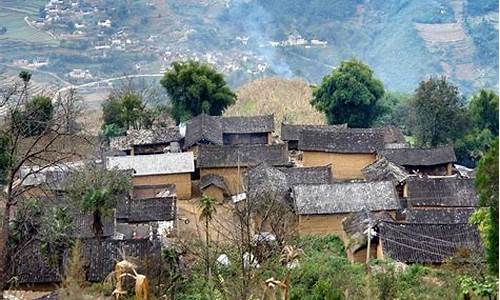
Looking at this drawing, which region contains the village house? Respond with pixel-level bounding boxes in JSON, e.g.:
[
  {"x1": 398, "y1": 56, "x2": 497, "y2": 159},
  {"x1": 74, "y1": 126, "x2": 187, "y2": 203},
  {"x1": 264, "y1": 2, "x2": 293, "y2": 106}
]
[
  {"x1": 183, "y1": 114, "x2": 274, "y2": 155},
  {"x1": 280, "y1": 123, "x2": 347, "y2": 150},
  {"x1": 246, "y1": 162, "x2": 332, "y2": 204},
  {"x1": 199, "y1": 174, "x2": 229, "y2": 203},
  {"x1": 106, "y1": 152, "x2": 194, "y2": 200},
  {"x1": 342, "y1": 210, "x2": 394, "y2": 263},
  {"x1": 298, "y1": 128, "x2": 386, "y2": 180},
  {"x1": 115, "y1": 184, "x2": 176, "y2": 240},
  {"x1": 378, "y1": 146, "x2": 457, "y2": 176},
  {"x1": 377, "y1": 221, "x2": 482, "y2": 264},
  {"x1": 109, "y1": 127, "x2": 182, "y2": 155},
  {"x1": 197, "y1": 143, "x2": 289, "y2": 195},
  {"x1": 292, "y1": 181, "x2": 400, "y2": 239}
]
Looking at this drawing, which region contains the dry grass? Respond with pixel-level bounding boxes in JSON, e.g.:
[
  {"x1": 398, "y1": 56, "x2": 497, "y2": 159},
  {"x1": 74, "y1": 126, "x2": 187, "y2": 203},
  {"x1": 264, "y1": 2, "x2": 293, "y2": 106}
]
[{"x1": 224, "y1": 77, "x2": 326, "y2": 135}]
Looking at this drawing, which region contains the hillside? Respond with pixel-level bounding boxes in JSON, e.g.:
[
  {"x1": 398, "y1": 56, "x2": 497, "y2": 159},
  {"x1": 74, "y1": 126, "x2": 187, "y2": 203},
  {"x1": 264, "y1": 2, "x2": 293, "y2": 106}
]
[
  {"x1": 224, "y1": 77, "x2": 326, "y2": 133},
  {"x1": 0, "y1": 0, "x2": 497, "y2": 97}
]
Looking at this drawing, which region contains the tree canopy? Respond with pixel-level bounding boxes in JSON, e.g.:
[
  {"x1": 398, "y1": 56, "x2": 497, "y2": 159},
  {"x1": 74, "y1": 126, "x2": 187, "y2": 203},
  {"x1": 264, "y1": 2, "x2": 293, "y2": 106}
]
[
  {"x1": 469, "y1": 89, "x2": 498, "y2": 135},
  {"x1": 12, "y1": 95, "x2": 54, "y2": 137},
  {"x1": 64, "y1": 163, "x2": 132, "y2": 238},
  {"x1": 311, "y1": 59, "x2": 385, "y2": 128},
  {"x1": 407, "y1": 76, "x2": 468, "y2": 147},
  {"x1": 160, "y1": 61, "x2": 236, "y2": 124},
  {"x1": 475, "y1": 139, "x2": 499, "y2": 275}
]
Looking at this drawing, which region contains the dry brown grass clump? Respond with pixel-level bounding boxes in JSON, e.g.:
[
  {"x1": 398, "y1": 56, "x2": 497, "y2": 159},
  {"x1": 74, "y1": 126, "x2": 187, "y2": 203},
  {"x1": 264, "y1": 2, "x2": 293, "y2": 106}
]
[{"x1": 225, "y1": 77, "x2": 326, "y2": 135}]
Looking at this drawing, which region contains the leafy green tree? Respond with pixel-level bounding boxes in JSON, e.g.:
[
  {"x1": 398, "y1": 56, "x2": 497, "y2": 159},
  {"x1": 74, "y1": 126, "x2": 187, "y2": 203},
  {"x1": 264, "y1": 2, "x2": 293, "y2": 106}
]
[
  {"x1": 475, "y1": 138, "x2": 499, "y2": 275},
  {"x1": 101, "y1": 91, "x2": 152, "y2": 136},
  {"x1": 64, "y1": 162, "x2": 132, "y2": 239},
  {"x1": 455, "y1": 90, "x2": 498, "y2": 167},
  {"x1": 375, "y1": 91, "x2": 412, "y2": 133},
  {"x1": 12, "y1": 96, "x2": 54, "y2": 137},
  {"x1": 160, "y1": 61, "x2": 236, "y2": 123},
  {"x1": 407, "y1": 76, "x2": 468, "y2": 147},
  {"x1": 469, "y1": 89, "x2": 499, "y2": 135},
  {"x1": 311, "y1": 59, "x2": 385, "y2": 127}
]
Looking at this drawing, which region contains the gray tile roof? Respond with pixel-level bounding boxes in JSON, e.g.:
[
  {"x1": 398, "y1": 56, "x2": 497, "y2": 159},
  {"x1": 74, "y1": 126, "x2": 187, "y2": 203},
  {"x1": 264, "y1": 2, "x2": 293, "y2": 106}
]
[
  {"x1": 277, "y1": 165, "x2": 332, "y2": 186},
  {"x1": 405, "y1": 208, "x2": 475, "y2": 224},
  {"x1": 406, "y1": 176, "x2": 479, "y2": 207},
  {"x1": 293, "y1": 181, "x2": 400, "y2": 215},
  {"x1": 379, "y1": 146, "x2": 457, "y2": 166},
  {"x1": 362, "y1": 158, "x2": 409, "y2": 183},
  {"x1": 110, "y1": 127, "x2": 182, "y2": 151},
  {"x1": 280, "y1": 123, "x2": 347, "y2": 141},
  {"x1": 246, "y1": 163, "x2": 331, "y2": 203},
  {"x1": 221, "y1": 115, "x2": 274, "y2": 134},
  {"x1": 197, "y1": 144, "x2": 289, "y2": 168},
  {"x1": 107, "y1": 152, "x2": 194, "y2": 175},
  {"x1": 184, "y1": 114, "x2": 223, "y2": 149},
  {"x1": 200, "y1": 174, "x2": 228, "y2": 191},
  {"x1": 298, "y1": 128, "x2": 386, "y2": 153},
  {"x1": 183, "y1": 114, "x2": 274, "y2": 149},
  {"x1": 379, "y1": 221, "x2": 482, "y2": 263}
]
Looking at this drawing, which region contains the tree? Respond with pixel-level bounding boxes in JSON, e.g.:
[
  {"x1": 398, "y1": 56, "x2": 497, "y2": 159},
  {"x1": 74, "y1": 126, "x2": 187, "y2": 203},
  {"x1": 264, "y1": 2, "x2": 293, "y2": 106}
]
[
  {"x1": 469, "y1": 89, "x2": 498, "y2": 135},
  {"x1": 311, "y1": 59, "x2": 385, "y2": 127},
  {"x1": 102, "y1": 90, "x2": 150, "y2": 135},
  {"x1": 12, "y1": 95, "x2": 54, "y2": 137},
  {"x1": 407, "y1": 76, "x2": 468, "y2": 147},
  {"x1": 454, "y1": 90, "x2": 498, "y2": 167},
  {"x1": 0, "y1": 72, "x2": 86, "y2": 299},
  {"x1": 160, "y1": 61, "x2": 236, "y2": 123},
  {"x1": 64, "y1": 162, "x2": 132, "y2": 239},
  {"x1": 475, "y1": 138, "x2": 499, "y2": 275},
  {"x1": 198, "y1": 195, "x2": 217, "y2": 285}
]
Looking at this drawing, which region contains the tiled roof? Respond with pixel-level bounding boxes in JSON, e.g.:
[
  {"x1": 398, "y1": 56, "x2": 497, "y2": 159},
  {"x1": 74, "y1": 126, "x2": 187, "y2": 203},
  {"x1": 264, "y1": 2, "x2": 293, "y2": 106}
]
[
  {"x1": 362, "y1": 158, "x2": 409, "y2": 183},
  {"x1": 280, "y1": 124, "x2": 347, "y2": 141},
  {"x1": 298, "y1": 128, "x2": 385, "y2": 153},
  {"x1": 107, "y1": 152, "x2": 194, "y2": 175},
  {"x1": 379, "y1": 146, "x2": 457, "y2": 166},
  {"x1": 379, "y1": 221, "x2": 482, "y2": 263},
  {"x1": 197, "y1": 144, "x2": 289, "y2": 168},
  {"x1": 110, "y1": 127, "x2": 182, "y2": 151},
  {"x1": 292, "y1": 181, "x2": 399, "y2": 215},
  {"x1": 200, "y1": 174, "x2": 228, "y2": 191},
  {"x1": 183, "y1": 114, "x2": 274, "y2": 149},
  {"x1": 405, "y1": 208, "x2": 475, "y2": 224},
  {"x1": 406, "y1": 176, "x2": 478, "y2": 207},
  {"x1": 221, "y1": 115, "x2": 274, "y2": 134}
]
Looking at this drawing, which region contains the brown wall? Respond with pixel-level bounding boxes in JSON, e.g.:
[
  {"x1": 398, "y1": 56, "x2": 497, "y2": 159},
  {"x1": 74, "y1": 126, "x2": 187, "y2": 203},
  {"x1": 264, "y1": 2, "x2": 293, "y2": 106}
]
[
  {"x1": 200, "y1": 167, "x2": 247, "y2": 195},
  {"x1": 302, "y1": 151, "x2": 376, "y2": 180},
  {"x1": 133, "y1": 173, "x2": 192, "y2": 200},
  {"x1": 202, "y1": 185, "x2": 225, "y2": 203},
  {"x1": 176, "y1": 198, "x2": 239, "y2": 243},
  {"x1": 298, "y1": 214, "x2": 349, "y2": 239}
]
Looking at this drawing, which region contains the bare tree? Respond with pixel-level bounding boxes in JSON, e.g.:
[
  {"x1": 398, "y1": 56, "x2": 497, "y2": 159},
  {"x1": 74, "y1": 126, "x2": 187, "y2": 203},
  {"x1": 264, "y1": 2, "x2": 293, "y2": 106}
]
[{"x1": 0, "y1": 73, "x2": 89, "y2": 299}]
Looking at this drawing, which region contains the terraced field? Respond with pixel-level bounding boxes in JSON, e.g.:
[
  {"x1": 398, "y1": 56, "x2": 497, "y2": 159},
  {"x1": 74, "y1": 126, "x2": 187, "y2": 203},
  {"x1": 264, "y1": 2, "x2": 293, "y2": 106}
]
[{"x1": 0, "y1": 0, "x2": 56, "y2": 44}]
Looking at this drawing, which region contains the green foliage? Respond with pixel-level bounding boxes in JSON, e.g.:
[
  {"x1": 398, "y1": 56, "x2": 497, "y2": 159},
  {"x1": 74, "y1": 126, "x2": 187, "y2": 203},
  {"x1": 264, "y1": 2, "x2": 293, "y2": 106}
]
[
  {"x1": 475, "y1": 138, "x2": 499, "y2": 275},
  {"x1": 9, "y1": 198, "x2": 44, "y2": 246},
  {"x1": 198, "y1": 195, "x2": 217, "y2": 222},
  {"x1": 458, "y1": 275, "x2": 498, "y2": 298},
  {"x1": 12, "y1": 95, "x2": 54, "y2": 137},
  {"x1": 454, "y1": 90, "x2": 498, "y2": 167},
  {"x1": 101, "y1": 90, "x2": 153, "y2": 136},
  {"x1": 407, "y1": 76, "x2": 468, "y2": 147},
  {"x1": 64, "y1": 162, "x2": 132, "y2": 237},
  {"x1": 375, "y1": 91, "x2": 412, "y2": 133},
  {"x1": 160, "y1": 60, "x2": 236, "y2": 124},
  {"x1": 469, "y1": 90, "x2": 499, "y2": 135},
  {"x1": 311, "y1": 59, "x2": 385, "y2": 128},
  {"x1": 469, "y1": 208, "x2": 492, "y2": 249}
]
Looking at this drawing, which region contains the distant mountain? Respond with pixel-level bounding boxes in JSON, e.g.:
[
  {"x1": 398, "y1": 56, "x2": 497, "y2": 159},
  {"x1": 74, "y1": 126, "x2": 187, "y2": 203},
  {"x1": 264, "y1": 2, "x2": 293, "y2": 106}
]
[{"x1": 0, "y1": 0, "x2": 497, "y2": 96}]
